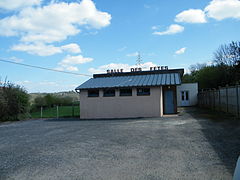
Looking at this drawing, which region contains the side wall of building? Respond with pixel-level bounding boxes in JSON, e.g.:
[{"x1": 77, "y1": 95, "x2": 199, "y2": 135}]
[
  {"x1": 177, "y1": 83, "x2": 198, "y2": 106},
  {"x1": 79, "y1": 87, "x2": 163, "y2": 119}
]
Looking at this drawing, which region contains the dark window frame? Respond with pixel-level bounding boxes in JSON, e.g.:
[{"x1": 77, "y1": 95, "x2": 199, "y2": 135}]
[
  {"x1": 181, "y1": 91, "x2": 185, "y2": 100},
  {"x1": 88, "y1": 89, "x2": 99, "y2": 97},
  {"x1": 137, "y1": 88, "x2": 151, "y2": 96},
  {"x1": 186, "y1": 91, "x2": 189, "y2": 100},
  {"x1": 103, "y1": 88, "x2": 115, "y2": 97},
  {"x1": 181, "y1": 90, "x2": 189, "y2": 101},
  {"x1": 119, "y1": 88, "x2": 132, "y2": 96}
]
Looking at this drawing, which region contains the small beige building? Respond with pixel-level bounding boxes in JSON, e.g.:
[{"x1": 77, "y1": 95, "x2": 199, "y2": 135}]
[{"x1": 76, "y1": 68, "x2": 197, "y2": 119}]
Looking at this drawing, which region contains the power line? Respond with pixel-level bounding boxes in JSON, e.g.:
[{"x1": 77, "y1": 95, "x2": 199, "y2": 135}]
[{"x1": 0, "y1": 58, "x2": 92, "y2": 77}]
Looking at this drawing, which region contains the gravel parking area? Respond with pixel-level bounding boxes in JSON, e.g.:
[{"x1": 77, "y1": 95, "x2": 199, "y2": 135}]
[{"x1": 0, "y1": 107, "x2": 240, "y2": 180}]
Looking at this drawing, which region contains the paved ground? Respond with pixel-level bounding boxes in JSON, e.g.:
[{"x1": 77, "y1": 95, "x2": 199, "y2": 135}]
[{"x1": 0, "y1": 107, "x2": 240, "y2": 180}]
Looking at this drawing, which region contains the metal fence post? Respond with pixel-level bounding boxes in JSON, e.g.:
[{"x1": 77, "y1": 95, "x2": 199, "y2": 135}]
[
  {"x1": 226, "y1": 85, "x2": 229, "y2": 113},
  {"x1": 207, "y1": 91, "x2": 209, "y2": 107},
  {"x1": 211, "y1": 90, "x2": 213, "y2": 109},
  {"x1": 213, "y1": 89, "x2": 215, "y2": 110},
  {"x1": 72, "y1": 103, "x2": 74, "y2": 117},
  {"x1": 57, "y1": 105, "x2": 59, "y2": 118},
  {"x1": 205, "y1": 90, "x2": 207, "y2": 107},
  {"x1": 219, "y1": 86, "x2": 221, "y2": 111},
  {"x1": 41, "y1": 106, "x2": 43, "y2": 118},
  {"x1": 209, "y1": 90, "x2": 211, "y2": 108},
  {"x1": 236, "y1": 85, "x2": 239, "y2": 118}
]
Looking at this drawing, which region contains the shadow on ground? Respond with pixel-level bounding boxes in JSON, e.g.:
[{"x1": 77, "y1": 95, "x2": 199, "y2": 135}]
[{"x1": 186, "y1": 107, "x2": 240, "y2": 174}]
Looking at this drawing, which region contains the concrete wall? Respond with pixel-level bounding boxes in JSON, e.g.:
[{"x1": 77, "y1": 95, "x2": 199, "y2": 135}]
[
  {"x1": 177, "y1": 83, "x2": 198, "y2": 106},
  {"x1": 79, "y1": 87, "x2": 163, "y2": 119},
  {"x1": 198, "y1": 85, "x2": 240, "y2": 117}
]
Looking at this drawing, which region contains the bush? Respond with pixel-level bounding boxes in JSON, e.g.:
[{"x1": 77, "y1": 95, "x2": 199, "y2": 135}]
[{"x1": 0, "y1": 81, "x2": 30, "y2": 121}]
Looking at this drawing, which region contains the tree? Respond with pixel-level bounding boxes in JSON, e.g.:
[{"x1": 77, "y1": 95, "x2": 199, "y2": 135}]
[
  {"x1": 32, "y1": 94, "x2": 74, "y2": 108},
  {"x1": 182, "y1": 74, "x2": 195, "y2": 83},
  {"x1": 183, "y1": 63, "x2": 235, "y2": 89},
  {"x1": 189, "y1": 63, "x2": 207, "y2": 72},
  {"x1": 183, "y1": 41, "x2": 240, "y2": 89},
  {"x1": 0, "y1": 81, "x2": 30, "y2": 121},
  {"x1": 194, "y1": 65, "x2": 232, "y2": 89},
  {"x1": 34, "y1": 96, "x2": 47, "y2": 107},
  {"x1": 44, "y1": 94, "x2": 56, "y2": 107},
  {"x1": 214, "y1": 41, "x2": 240, "y2": 66}
]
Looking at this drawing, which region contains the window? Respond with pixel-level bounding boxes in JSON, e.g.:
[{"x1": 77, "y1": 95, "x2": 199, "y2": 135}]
[
  {"x1": 120, "y1": 88, "x2": 132, "y2": 96},
  {"x1": 181, "y1": 91, "x2": 184, "y2": 100},
  {"x1": 103, "y1": 89, "x2": 115, "y2": 97},
  {"x1": 88, "y1": 89, "x2": 99, "y2": 97},
  {"x1": 137, "y1": 88, "x2": 150, "y2": 96},
  {"x1": 181, "y1": 91, "x2": 189, "y2": 101}
]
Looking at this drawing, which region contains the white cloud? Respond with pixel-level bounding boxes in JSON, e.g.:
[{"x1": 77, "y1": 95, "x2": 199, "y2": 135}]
[
  {"x1": 16, "y1": 80, "x2": 31, "y2": 84},
  {"x1": 15, "y1": 79, "x2": 79, "y2": 93},
  {"x1": 151, "y1": 26, "x2": 159, "y2": 30},
  {"x1": 175, "y1": 47, "x2": 186, "y2": 55},
  {"x1": 0, "y1": 0, "x2": 41, "y2": 11},
  {"x1": 65, "y1": 66, "x2": 79, "y2": 72},
  {"x1": 0, "y1": 0, "x2": 111, "y2": 44},
  {"x1": 205, "y1": 0, "x2": 240, "y2": 20},
  {"x1": 56, "y1": 65, "x2": 79, "y2": 72},
  {"x1": 174, "y1": 0, "x2": 240, "y2": 24},
  {"x1": 11, "y1": 43, "x2": 82, "y2": 56},
  {"x1": 11, "y1": 43, "x2": 62, "y2": 56},
  {"x1": 126, "y1": 52, "x2": 139, "y2": 57},
  {"x1": 56, "y1": 54, "x2": 93, "y2": 72},
  {"x1": 60, "y1": 55, "x2": 93, "y2": 65},
  {"x1": 88, "y1": 62, "x2": 157, "y2": 74},
  {"x1": 38, "y1": 81, "x2": 58, "y2": 86},
  {"x1": 153, "y1": 24, "x2": 184, "y2": 35},
  {"x1": 61, "y1": 43, "x2": 81, "y2": 54},
  {"x1": 175, "y1": 9, "x2": 207, "y2": 23}
]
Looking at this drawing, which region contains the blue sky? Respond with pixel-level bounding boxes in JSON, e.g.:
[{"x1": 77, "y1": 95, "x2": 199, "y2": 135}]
[{"x1": 0, "y1": 0, "x2": 239, "y2": 92}]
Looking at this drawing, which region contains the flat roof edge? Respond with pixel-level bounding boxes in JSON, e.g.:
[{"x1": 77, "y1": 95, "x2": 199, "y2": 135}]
[{"x1": 76, "y1": 83, "x2": 182, "y2": 90}]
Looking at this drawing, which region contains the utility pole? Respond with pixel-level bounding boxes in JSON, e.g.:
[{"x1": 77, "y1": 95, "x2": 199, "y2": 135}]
[{"x1": 136, "y1": 52, "x2": 142, "y2": 66}]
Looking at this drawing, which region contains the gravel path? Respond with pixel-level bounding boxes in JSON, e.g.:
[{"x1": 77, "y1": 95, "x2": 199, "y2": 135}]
[{"x1": 0, "y1": 107, "x2": 239, "y2": 180}]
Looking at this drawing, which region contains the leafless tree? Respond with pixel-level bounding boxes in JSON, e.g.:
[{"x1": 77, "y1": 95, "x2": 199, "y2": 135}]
[
  {"x1": 189, "y1": 63, "x2": 207, "y2": 72},
  {"x1": 214, "y1": 41, "x2": 240, "y2": 66}
]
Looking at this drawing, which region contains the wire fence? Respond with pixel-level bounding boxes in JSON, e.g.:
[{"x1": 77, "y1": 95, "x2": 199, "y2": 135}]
[
  {"x1": 30, "y1": 104, "x2": 80, "y2": 119},
  {"x1": 198, "y1": 85, "x2": 240, "y2": 118}
]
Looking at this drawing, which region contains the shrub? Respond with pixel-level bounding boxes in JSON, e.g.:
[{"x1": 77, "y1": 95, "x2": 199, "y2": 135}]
[{"x1": 0, "y1": 81, "x2": 30, "y2": 121}]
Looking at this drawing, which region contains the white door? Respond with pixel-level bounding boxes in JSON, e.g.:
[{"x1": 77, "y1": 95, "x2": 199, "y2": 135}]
[{"x1": 181, "y1": 91, "x2": 190, "y2": 106}]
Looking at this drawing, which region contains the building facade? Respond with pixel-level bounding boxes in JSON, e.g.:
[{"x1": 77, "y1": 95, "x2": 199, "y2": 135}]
[
  {"x1": 177, "y1": 83, "x2": 198, "y2": 107},
  {"x1": 76, "y1": 68, "x2": 197, "y2": 119}
]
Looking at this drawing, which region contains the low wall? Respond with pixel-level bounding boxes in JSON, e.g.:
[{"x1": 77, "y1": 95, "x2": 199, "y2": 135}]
[{"x1": 198, "y1": 85, "x2": 240, "y2": 117}]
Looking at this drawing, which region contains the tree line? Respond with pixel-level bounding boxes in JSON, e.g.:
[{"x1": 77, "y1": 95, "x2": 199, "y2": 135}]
[
  {"x1": 183, "y1": 41, "x2": 240, "y2": 89},
  {"x1": 31, "y1": 94, "x2": 76, "y2": 112}
]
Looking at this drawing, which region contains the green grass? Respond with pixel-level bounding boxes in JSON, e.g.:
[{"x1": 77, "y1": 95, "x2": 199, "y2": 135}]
[{"x1": 30, "y1": 106, "x2": 80, "y2": 118}]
